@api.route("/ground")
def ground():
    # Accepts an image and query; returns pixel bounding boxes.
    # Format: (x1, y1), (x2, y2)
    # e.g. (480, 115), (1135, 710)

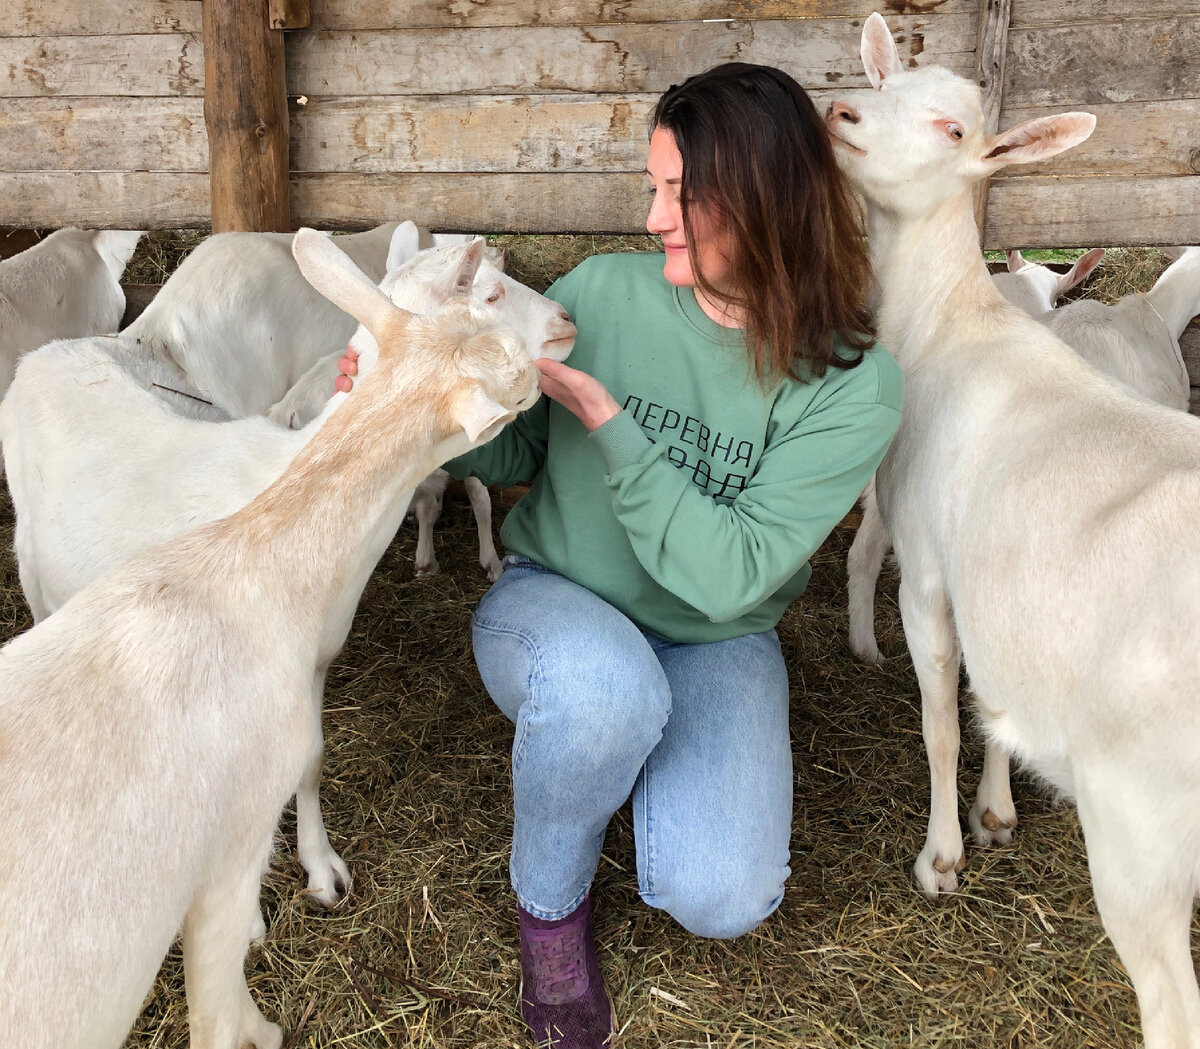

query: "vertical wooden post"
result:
(203, 0), (300, 232)
(973, 0), (1012, 246)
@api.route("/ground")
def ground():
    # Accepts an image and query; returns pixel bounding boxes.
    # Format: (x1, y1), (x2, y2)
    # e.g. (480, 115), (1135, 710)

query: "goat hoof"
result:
(914, 846), (964, 897)
(304, 855), (352, 908)
(969, 804), (1017, 847)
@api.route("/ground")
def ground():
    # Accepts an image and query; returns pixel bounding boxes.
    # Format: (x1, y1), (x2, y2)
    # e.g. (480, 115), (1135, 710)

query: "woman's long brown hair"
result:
(652, 62), (875, 383)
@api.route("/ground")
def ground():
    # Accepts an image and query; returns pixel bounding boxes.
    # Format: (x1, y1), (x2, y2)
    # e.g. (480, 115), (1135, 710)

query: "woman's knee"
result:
(647, 862), (788, 940)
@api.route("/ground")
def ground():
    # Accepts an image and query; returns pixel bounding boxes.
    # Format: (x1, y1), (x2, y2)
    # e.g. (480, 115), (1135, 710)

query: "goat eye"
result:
(486, 289), (502, 304)
(947, 123), (963, 140)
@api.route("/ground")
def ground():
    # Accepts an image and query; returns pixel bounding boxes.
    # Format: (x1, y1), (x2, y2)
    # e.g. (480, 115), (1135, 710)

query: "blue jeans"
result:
(471, 555), (793, 939)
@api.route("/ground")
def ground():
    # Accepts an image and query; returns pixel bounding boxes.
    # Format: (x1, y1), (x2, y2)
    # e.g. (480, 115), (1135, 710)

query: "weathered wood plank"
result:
(972, 0), (1012, 240)
(301, 0), (979, 32)
(0, 35), (202, 98)
(204, 0), (291, 231)
(983, 175), (1200, 249)
(269, 0), (310, 31)
(1012, 1), (1200, 27)
(0, 17), (970, 99)
(3, 0), (1187, 37)
(2, 89), (1193, 185)
(292, 94), (1200, 178)
(2, 168), (1196, 247)
(1005, 17), (1200, 107)
(285, 17), (975, 97)
(0, 172), (211, 228)
(0, 98), (207, 172)
(277, 170), (1200, 245)
(0, 1), (201, 37)
(288, 171), (646, 232)
(290, 95), (653, 174)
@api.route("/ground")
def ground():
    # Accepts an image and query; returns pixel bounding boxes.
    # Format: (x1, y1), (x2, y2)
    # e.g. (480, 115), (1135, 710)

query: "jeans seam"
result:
(640, 762), (656, 902)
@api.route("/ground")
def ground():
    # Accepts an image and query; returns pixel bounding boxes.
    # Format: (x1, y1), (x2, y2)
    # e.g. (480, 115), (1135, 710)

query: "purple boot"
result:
(518, 895), (615, 1048)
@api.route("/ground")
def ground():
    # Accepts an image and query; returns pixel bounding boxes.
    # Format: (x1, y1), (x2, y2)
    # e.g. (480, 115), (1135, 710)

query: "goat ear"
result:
(430, 240), (485, 303)
(456, 385), (515, 444)
(978, 112), (1096, 172)
(861, 12), (903, 89)
(386, 220), (422, 275)
(1005, 249), (1026, 273)
(93, 230), (144, 280)
(293, 227), (412, 341)
(1055, 247), (1105, 297)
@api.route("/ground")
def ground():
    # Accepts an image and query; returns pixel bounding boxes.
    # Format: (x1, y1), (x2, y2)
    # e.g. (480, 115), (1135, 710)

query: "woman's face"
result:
(645, 126), (735, 301)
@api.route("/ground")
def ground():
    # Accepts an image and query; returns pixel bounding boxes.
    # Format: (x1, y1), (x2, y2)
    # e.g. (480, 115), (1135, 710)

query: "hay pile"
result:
(2, 241), (1191, 1048)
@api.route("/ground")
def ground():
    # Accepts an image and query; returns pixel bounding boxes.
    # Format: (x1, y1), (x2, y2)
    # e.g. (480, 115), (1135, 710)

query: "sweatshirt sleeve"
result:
(590, 354), (902, 623)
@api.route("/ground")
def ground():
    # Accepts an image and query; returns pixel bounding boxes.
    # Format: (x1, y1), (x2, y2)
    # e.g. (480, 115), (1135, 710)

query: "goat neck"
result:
(866, 194), (1010, 369)
(205, 313), (485, 635)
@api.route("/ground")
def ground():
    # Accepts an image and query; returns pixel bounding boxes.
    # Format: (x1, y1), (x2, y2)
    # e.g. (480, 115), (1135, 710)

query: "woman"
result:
(343, 62), (902, 1049)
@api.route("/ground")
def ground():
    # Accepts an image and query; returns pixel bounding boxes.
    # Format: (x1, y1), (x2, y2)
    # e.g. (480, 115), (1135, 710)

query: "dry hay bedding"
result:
(0, 242), (1192, 1048)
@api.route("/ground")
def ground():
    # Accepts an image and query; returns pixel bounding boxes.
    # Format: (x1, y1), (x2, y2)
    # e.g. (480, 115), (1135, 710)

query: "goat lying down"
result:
(0, 227), (545, 1049)
(0, 235), (575, 911)
(828, 14), (1200, 1049)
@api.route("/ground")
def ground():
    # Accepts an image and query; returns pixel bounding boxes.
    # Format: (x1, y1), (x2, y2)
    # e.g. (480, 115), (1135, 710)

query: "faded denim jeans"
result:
(471, 555), (793, 939)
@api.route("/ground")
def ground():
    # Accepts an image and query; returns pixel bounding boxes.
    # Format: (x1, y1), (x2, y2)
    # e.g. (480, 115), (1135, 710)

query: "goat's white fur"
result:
(0, 227), (542, 1049)
(829, 15), (1200, 1048)
(0, 227), (142, 396)
(133, 222), (518, 581)
(264, 232), (571, 581)
(848, 246), (1199, 847)
(0, 232), (574, 910)
(990, 247), (1105, 317)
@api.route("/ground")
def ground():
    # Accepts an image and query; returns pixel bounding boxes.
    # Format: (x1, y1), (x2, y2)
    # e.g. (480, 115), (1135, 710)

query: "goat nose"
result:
(826, 101), (860, 124)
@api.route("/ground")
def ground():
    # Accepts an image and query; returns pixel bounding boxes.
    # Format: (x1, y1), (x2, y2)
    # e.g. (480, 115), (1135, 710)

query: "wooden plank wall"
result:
(2, 0), (1197, 244)
(1, 0), (1197, 377)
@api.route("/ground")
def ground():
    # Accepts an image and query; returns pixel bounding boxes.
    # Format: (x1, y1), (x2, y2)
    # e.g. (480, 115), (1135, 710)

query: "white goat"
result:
(0, 227), (142, 395)
(827, 15), (1200, 1047)
(1044, 246), (1198, 412)
(129, 221), (511, 581)
(121, 222), (407, 417)
(266, 234), (559, 581)
(0, 236), (575, 909)
(273, 374), (502, 581)
(0, 227), (542, 1049)
(853, 246), (1196, 661)
(991, 247), (1105, 316)
(848, 245), (1199, 841)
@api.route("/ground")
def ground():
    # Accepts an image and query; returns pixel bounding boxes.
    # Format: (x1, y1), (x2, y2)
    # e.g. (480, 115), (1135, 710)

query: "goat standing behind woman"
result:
(0, 228), (542, 1049)
(827, 14), (1200, 1049)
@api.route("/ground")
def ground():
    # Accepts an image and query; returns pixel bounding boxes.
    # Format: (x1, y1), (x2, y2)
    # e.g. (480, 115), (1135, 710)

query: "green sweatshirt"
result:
(446, 251), (903, 643)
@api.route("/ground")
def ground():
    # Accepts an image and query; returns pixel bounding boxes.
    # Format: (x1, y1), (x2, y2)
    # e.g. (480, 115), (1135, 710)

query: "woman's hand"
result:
(536, 358), (621, 432)
(334, 346), (358, 392)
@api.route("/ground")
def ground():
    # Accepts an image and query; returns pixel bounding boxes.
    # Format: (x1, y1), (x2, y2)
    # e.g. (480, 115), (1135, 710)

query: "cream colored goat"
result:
(827, 14), (1200, 1048)
(0, 227), (542, 1049)
(0, 235), (574, 911)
